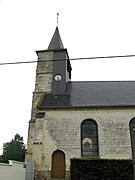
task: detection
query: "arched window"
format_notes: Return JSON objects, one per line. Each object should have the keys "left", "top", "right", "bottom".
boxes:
{"left": 129, "top": 118, "right": 135, "bottom": 158}
{"left": 81, "top": 119, "right": 99, "bottom": 158}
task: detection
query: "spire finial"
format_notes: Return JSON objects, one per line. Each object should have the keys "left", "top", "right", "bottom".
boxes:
{"left": 57, "top": 13, "right": 59, "bottom": 27}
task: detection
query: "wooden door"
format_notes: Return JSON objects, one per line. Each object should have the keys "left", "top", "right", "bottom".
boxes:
{"left": 51, "top": 150, "right": 65, "bottom": 178}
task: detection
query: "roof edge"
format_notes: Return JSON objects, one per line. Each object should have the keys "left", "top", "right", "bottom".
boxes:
{"left": 37, "top": 104, "right": 135, "bottom": 109}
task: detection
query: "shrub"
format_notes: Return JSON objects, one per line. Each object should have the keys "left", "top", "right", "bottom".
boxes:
{"left": 70, "top": 158, "right": 134, "bottom": 180}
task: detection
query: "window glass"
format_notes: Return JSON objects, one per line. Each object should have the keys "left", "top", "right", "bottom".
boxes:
{"left": 81, "top": 119, "right": 99, "bottom": 158}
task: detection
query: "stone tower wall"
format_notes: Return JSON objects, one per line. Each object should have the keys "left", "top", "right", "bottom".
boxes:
{"left": 26, "top": 51, "right": 53, "bottom": 163}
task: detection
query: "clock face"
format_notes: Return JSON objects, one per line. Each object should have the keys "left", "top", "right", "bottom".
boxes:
{"left": 54, "top": 74, "right": 62, "bottom": 81}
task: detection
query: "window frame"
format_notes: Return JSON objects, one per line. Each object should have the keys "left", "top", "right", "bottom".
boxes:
{"left": 129, "top": 118, "right": 135, "bottom": 158}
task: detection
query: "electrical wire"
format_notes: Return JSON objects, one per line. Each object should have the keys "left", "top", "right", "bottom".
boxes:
{"left": 0, "top": 54, "right": 135, "bottom": 66}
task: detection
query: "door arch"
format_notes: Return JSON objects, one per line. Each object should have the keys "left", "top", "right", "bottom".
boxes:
{"left": 51, "top": 150, "right": 65, "bottom": 178}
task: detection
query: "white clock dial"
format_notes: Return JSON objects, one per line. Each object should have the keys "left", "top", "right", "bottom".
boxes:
{"left": 54, "top": 74, "right": 62, "bottom": 81}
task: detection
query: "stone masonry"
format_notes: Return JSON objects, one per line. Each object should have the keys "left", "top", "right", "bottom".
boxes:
{"left": 26, "top": 50, "right": 53, "bottom": 165}
{"left": 35, "top": 107, "right": 133, "bottom": 172}
{"left": 27, "top": 106, "right": 134, "bottom": 179}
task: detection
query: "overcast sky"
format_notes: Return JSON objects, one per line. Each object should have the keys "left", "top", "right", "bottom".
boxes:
{"left": 0, "top": 0, "right": 135, "bottom": 154}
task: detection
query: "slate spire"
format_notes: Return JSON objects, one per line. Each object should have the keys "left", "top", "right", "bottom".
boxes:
{"left": 48, "top": 27, "right": 64, "bottom": 50}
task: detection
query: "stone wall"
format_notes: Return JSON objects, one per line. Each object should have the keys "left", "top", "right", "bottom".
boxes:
{"left": 26, "top": 50, "right": 53, "bottom": 166}
{"left": 38, "top": 107, "right": 134, "bottom": 172}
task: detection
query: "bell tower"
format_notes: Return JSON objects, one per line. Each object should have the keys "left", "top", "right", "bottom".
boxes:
{"left": 48, "top": 27, "right": 72, "bottom": 95}
{"left": 26, "top": 26, "right": 72, "bottom": 166}
{"left": 35, "top": 27, "right": 72, "bottom": 95}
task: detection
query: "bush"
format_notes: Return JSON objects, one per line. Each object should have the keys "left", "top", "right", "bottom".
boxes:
{"left": 70, "top": 158, "right": 134, "bottom": 180}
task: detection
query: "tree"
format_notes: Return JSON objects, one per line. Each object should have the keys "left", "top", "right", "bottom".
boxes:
{"left": 0, "top": 134, "right": 26, "bottom": 163}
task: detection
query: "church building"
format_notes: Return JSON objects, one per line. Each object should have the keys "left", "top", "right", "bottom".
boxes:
{"left": 26, "top": 26, "right": 135, "bottom": 180}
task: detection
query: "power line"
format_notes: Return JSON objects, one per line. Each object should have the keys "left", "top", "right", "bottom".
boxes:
{"left": 0, "top": 54, "right": 135, "bottom": 66}
{"left": 0, "top": 60, "right": 37, "bottom": 66}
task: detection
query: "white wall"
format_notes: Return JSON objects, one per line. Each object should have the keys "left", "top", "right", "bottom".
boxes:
{"left": 0, "top": 160, "right": 25, "bottom": 180}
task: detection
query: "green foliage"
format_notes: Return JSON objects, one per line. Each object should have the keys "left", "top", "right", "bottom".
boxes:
{"left": 0, "top": 134, "right": 26, "bottom": 163}
{"left": 70, "top": 158, "right": 134, "bottom": 180}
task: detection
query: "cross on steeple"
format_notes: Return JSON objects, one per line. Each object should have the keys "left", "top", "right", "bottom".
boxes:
{"left": 57, "top": 13, "right": 59, "bottom": 27}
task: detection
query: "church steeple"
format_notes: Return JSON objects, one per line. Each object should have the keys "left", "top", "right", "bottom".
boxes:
{"left": 48, "top": 27, "right": 64, "bottom": 50}
{"left": 36, "top": 26, "right": 72, "bottom": 95}
{"left": 47, "top": 27, "right": 72, "bottom": 95}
